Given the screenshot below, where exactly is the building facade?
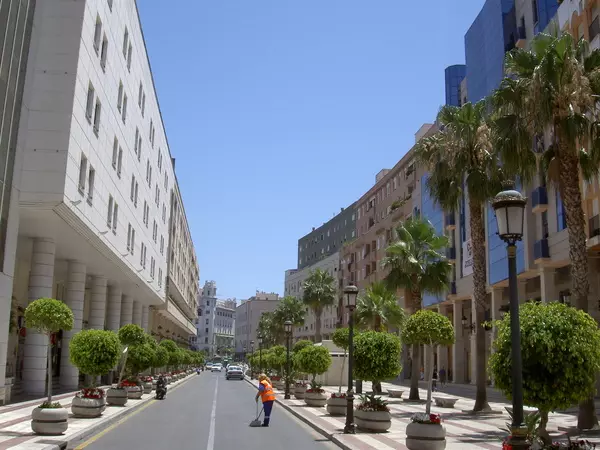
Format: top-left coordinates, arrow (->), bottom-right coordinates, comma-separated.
234,292 -> 279,357
194,281 -> 236,356
444,65 -> 466,107
0,0 -> 199,399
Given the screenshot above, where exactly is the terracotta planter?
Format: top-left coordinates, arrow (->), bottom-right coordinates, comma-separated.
355,409 -> 392,432
142,382 -> 153,394
326,397 -> 347,416
71,396 -> 106,418
31,406 -> 69,435
106,388 -> 128,406
294,386 -> 307,399
405,422 -> 446,450
304,392 -> 327,407
126,386 -> 143,399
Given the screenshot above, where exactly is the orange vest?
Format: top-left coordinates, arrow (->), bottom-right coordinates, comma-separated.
260,380 -> 275,402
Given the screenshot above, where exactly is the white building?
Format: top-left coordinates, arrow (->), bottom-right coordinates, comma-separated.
196,281 -> 217,354
284,252 -> 340,342
0,0 -> 199,397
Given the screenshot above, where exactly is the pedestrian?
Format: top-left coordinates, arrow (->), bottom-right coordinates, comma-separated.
439,367 -> 447,387
255,373 -> 275,427
432,367 -> 438,392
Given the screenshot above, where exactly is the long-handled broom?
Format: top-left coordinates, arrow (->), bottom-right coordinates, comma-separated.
249,402 -> 264,427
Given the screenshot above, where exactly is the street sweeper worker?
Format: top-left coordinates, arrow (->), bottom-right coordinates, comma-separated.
255,373 -> 276,427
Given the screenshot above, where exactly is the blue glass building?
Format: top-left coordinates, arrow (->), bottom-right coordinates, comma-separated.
445,65 -> 466,107
534,0 -> 559,35
421,175 -> 446,307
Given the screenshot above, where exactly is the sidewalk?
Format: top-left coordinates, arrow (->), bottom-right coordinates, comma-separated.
261,380 -> 600,450
0,374 -> 196,450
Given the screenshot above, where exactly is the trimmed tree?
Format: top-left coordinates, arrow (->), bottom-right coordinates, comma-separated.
401,310 -> 455,414
24,298 -> 74,405
489,302 -> 600,441
70,329 -> 120,387
159,339 -> 180,370
117,324 -> 146,346
295,345 -> 332,391
332,327 -> 352,394
293,340 -> 313,353
152,345 -> 169,373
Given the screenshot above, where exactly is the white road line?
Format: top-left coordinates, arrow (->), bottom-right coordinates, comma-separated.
207,376 -> 219,450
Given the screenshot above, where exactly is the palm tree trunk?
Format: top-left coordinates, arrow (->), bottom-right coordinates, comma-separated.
409,344 -> 421,400
468,200 -> 491,412
558,152 -> 598,429
315,309 -> 322,343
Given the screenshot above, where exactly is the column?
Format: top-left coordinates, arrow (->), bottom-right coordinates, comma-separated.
452,299 -> 465,383
88,276 -> 107,330
539,268 -> 557,303
132,301 -> 142,327
23,238 -> 56,395
437,306 -> 449,375
120,295 -> 133,327
518,280 -> 527,304
141,306 -> 149,332
106,285 -> 122,331
59,261 -> 86,389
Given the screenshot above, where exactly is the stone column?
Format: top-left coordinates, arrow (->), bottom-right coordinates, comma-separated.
141,306 -> 149,332
106,285 -> 122,332
452,299 -> 465,383
88,276 -> 107,330
539,268 -> 557,303
60,261 -> 87,389
23,238 -> 56,395
120,295 -> 133,327
132,301 -> 142,327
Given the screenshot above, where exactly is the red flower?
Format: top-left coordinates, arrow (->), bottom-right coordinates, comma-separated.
429,413 -> 442,425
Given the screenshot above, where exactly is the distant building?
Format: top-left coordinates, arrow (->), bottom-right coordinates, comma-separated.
235,292 -> 279,357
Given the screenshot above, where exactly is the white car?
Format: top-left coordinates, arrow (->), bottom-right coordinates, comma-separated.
211,363 -> 223,372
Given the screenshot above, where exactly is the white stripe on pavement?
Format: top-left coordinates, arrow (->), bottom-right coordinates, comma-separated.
207,376 -> 219,450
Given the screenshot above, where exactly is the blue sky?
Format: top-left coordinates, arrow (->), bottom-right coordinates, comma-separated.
138,0 -> 486,300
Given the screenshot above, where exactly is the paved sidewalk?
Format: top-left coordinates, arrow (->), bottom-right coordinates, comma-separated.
259,380 -> 600,450
0,374 -> 196,450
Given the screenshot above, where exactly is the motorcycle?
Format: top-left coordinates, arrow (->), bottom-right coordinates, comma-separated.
155,375 -> 167,400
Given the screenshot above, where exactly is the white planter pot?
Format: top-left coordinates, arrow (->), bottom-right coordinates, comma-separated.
106,388 -> 128,406
126,386 -> 143,399
166,376 -> 172,384
272,380 -> 284,390
355,409 -> 392,432
294,386 -> 307,399
143,382 -> 153,394
304,392 -> 327,407
31,407 -> 69,435
71,396 -> 106,418
326,397 -> 347,416
405,422 -> 446,450
152,379 -> 158,388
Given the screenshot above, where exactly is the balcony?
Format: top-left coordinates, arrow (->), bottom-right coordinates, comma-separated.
589,215 -> 600,239
445,247 -> 456,262
449,281 -> 457,296
445,213 -> 456,230
531,186 -> 548,213
534,238 -> 550,262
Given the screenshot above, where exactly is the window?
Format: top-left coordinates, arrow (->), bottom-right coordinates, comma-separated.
78,154 -> 88,194
160,235 -> 164,254
164,173 -> 168,190
112,201 -> 118,233
151,127 -> 155,147
127,44 -> 132,70
155,183 -> 159,206
146,159 -> 150,183
130,227 -> 135,255
134,128 -> 139,157
149,120 -> 153,140
143,201 -> 149,226
153,220 -> 157,242
149,166 -> 152,187
130,175 -> 136,201
140,242 -> 146,268
138,82 -> 143,106
87,166 -> 95,205
107,0 -> 113,10
116,147 -> 122,177
117,81 -> 123,111
137,134 -> 142,161
122,27 -> 128,58
121,94 -> 128,123
158,268 -> 162,287
85,83 -> 95,121
141,93 -> 146,117
107,195 -> 114,227
112,137 -> 119,168
150,256 -> 155,278
134,180 -> 138,206
100,34 -> 108,70
93,15 -> 102,53
93,99 -> 101,135
127,223 -> 132,251
162,203 -> 166,223
158,151 -> 162,172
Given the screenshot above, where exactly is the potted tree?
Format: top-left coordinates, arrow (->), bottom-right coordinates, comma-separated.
489,302 -> 600,447
402,310 -> 454,449
107,325 -> 147,404
25,298 -> 74,435
69,329 -> 120,417
151,345 -> 169,390
353,331 -> 402,432
292,340 -> 312,399
268,346 -> 287,389
327,327 -> 352,415
295,345 -> 331,407
125,337 -> 156,396
159,339 -> 180,382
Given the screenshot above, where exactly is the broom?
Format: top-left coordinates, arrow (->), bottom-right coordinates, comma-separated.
249,402 -> 264,427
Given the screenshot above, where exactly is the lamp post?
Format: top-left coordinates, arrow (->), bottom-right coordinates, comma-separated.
258,337 -> 263,374
343,283 -> 358,434
492,184 -> 528,450
284,320 -> 292,400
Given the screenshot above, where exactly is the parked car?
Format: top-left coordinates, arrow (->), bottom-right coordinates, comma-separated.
211,363 -> 223,372
226,365 -> 244,380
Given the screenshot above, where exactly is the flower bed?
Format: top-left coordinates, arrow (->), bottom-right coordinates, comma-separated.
330,392 -> 347,399
76,387 -> 105,399
411,413 -> 442,425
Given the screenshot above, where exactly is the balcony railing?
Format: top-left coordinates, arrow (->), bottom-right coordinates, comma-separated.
534,238 -> 550,260
445,247 -> 456,261
589,214 -> 600,239
445,213 -> 456,229
532,186 -> 548,212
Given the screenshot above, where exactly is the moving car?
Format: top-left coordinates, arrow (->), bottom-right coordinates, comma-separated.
211,363 -> 223,372
226,365 -> 244,380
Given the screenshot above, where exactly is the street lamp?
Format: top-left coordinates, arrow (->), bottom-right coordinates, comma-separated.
284,320 -> 293,400
258,336 -> 263,374
343,283 -> 358,434
492,184 -> 527,450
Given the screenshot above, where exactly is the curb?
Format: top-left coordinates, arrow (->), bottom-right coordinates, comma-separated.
39,374 -> 198,450
243,377 -> 353,450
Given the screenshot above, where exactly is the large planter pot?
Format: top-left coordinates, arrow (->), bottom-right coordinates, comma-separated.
106,388 -> 128,406
326,397 -> 347,416
166,376 -> 172,384
71,396 -> 106,418
31,407 -> 69,435
152,379 -> 157,389
304,392 -> 327,407
405,422 -> 446,450
126,386 -> 143,399
142,382 -> 153,394
355,409 -> 392,432
294,386 -> 307,399
272,380 -> 284,390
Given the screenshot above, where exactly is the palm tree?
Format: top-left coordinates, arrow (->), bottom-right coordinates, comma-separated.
492,32 -> 600,428
355,281 -> 405,332
414,110 -> 503,410
273,296 -> 306,329
382,217 -> 452,400
302,268 -> 336,343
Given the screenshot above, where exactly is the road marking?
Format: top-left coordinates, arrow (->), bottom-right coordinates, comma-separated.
207,376 -> 219,450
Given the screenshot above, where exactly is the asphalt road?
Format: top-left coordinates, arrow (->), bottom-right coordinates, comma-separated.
75,372 -> 337,450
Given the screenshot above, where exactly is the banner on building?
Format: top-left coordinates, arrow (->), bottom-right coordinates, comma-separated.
462,239 -> 473,276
